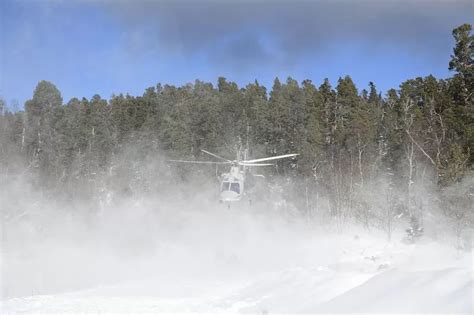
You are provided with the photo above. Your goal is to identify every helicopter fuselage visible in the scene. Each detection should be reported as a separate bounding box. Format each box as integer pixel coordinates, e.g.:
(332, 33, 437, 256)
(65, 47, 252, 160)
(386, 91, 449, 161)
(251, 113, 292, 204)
(219, 165, 244, 202)
(168, 149, 298, 204)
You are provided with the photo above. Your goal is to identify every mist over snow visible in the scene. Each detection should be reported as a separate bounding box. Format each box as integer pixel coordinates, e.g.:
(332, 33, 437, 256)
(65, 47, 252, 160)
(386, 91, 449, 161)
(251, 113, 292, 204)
(1, 148, 473, 313)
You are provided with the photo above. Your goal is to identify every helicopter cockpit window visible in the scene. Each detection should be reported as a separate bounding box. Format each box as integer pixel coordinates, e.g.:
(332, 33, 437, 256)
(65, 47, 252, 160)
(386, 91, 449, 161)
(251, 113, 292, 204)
(221, 182, 230, 191)
(230, 182, 240, 194)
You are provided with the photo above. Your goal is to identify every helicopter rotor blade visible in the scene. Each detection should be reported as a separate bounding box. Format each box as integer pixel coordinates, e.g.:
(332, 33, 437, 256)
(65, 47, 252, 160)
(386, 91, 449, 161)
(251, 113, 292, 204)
(239, 162, 273, 166)
(168, 160, 230, 165)
(243, 153, 299, 164)
(200, 149, 231, 162)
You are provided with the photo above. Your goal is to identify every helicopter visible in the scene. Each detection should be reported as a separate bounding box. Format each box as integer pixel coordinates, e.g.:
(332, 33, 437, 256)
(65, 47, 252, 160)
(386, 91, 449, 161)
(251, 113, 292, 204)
(169, 148, 298, 204)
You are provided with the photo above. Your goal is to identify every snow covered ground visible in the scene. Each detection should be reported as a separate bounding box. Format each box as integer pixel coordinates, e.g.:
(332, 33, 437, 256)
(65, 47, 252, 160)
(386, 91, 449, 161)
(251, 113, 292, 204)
(1, 201, 473, 313)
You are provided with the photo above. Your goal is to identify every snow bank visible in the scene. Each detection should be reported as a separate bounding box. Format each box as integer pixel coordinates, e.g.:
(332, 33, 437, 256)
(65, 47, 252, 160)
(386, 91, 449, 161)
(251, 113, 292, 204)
(313, 268, 473, 313)
(2, 223, 471, 313)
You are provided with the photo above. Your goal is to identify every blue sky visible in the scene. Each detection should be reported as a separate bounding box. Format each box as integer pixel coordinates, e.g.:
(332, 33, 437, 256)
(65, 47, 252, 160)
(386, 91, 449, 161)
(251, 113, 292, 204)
(1, 0, 473, 109)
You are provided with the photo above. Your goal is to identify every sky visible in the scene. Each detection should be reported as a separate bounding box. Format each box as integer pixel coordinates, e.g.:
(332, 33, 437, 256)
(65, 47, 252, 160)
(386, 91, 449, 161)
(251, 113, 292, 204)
(1, 0, 473, 109)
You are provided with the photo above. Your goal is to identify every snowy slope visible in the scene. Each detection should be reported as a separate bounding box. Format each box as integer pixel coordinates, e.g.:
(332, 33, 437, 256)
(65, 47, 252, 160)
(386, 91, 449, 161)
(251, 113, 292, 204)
(313, 268, 473, 313)
(2, 232, 472, 314)
(2, 198, 472, 313)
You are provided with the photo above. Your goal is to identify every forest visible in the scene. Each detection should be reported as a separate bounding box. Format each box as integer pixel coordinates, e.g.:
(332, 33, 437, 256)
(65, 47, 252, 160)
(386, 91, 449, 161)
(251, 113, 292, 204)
(1, 24, 473, 243)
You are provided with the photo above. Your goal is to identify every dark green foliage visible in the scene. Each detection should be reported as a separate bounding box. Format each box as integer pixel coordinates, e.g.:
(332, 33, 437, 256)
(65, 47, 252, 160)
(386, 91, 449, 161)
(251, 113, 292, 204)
(448, 24, 474, 164)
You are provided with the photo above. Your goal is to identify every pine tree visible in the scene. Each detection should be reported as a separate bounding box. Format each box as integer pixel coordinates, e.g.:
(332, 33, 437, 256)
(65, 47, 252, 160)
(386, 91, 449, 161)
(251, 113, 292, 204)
(24, 81, 63, 184)
(448, 24, 473, 164)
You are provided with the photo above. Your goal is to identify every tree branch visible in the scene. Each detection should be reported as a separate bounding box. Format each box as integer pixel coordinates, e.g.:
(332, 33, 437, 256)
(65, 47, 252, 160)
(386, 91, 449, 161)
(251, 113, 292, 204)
(406, 130, 436, 166)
